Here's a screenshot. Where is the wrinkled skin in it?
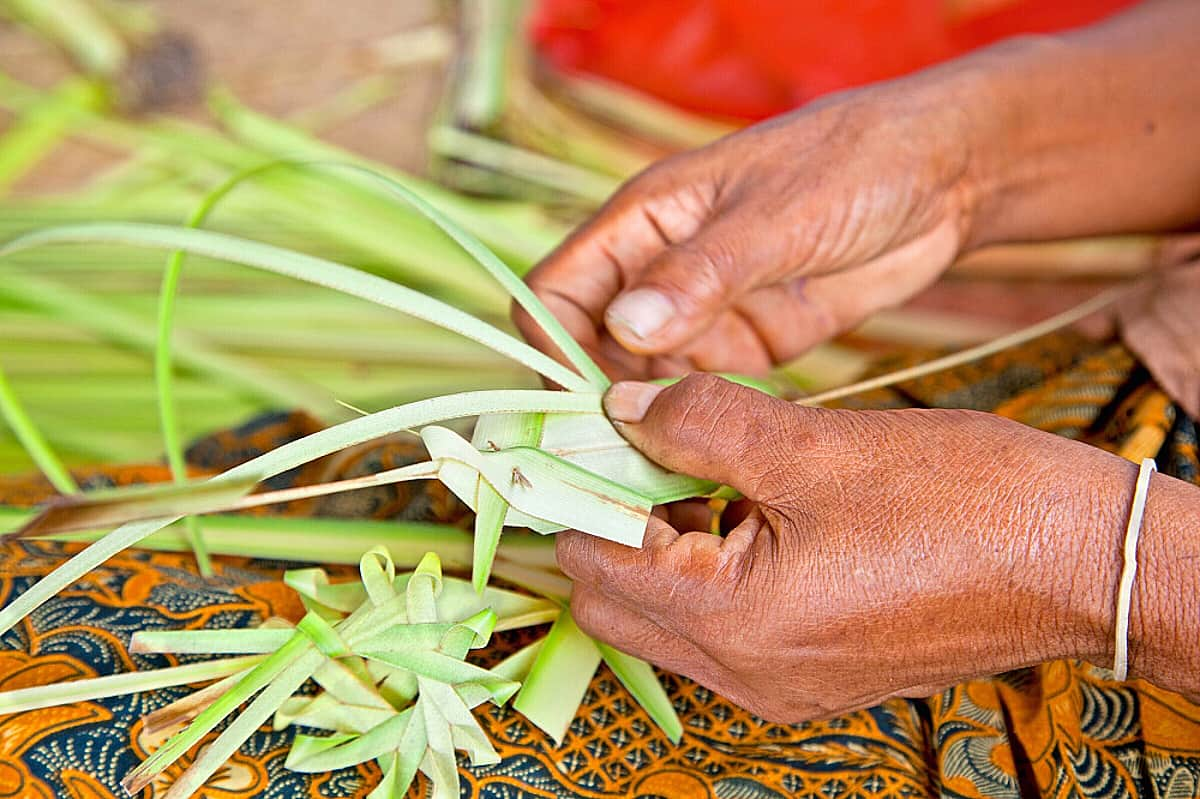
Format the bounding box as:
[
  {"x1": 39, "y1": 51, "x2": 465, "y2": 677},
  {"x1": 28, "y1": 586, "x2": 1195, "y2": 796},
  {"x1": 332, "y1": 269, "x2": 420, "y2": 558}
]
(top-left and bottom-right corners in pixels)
[
  {"x1": 518, "y1": 0, "x2": 1200, "y2": 722},
  {"x1": 515, "y1": 87, "x2": 972, "y2": 381},
  {"x1": 556, "y1": 375, "x2": 1139, "y2": 722}
]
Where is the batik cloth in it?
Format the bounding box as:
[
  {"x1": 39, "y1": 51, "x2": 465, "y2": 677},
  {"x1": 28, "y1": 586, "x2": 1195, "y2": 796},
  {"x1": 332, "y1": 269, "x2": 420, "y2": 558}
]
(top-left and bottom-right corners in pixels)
[{"x1": 1, "y1": 331, "x2": 1197, "y2": 799}]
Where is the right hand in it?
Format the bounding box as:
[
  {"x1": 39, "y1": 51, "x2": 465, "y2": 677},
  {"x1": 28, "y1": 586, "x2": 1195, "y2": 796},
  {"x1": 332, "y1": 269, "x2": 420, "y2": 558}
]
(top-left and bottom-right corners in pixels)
[{"x1": 515, "y1": 79, "x2": 984, "y2": 381}]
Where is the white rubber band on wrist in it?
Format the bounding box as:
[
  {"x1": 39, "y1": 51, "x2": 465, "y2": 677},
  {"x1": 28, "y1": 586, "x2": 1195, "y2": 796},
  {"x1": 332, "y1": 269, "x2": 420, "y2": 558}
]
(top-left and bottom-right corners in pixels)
[{"x1": 1113, "y1": 457, "x2": 1157, "y2": 683}]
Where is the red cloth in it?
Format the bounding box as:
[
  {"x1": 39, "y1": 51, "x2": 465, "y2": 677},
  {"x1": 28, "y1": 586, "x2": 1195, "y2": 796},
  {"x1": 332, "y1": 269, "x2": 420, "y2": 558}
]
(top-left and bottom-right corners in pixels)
[{"x1": 530, "y1": 0, "x2": 1140, "y2": 120}]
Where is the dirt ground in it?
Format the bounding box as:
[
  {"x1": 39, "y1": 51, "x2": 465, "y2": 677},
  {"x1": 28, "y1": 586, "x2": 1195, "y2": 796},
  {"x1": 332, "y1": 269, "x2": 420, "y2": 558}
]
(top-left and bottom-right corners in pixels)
[{"x1": 0, "y1": 0, "x2": 446, "y2": 192}]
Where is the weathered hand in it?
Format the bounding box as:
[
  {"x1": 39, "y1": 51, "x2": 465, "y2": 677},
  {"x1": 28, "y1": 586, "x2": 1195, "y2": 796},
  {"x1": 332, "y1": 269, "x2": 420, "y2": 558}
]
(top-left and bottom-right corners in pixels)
[
  {"x1": 556, "y1": 375, "x2": 1138, "y2": 722},
  {"x1": 515, "y1": 83, "x2": 978, "y2": 380}
]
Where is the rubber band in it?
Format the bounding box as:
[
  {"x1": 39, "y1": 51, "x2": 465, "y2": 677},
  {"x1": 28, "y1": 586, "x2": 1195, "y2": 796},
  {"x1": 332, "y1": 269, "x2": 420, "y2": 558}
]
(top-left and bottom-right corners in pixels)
[{"x1": 1113, "y1": 457, "x2": 1157, "y2": 682}]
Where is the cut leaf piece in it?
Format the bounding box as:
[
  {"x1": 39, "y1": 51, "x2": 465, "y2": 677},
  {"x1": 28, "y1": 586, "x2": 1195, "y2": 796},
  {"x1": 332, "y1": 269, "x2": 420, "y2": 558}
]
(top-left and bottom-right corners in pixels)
[
  {"x1": 598, "y1": 644, "x2": 683, "y2": 744},
  {"x1": 0, "y1": 655, "x2": 264, "y2": 716},
  {"x1": 472, "y1": 484, "x2": 510, "y2": 593},
  {"x1": 513, "y1": 608, "x2": 601, "y2": 743},
  {"x1": 13, "y1": 474, "x2": 261, "y2": 537},
  {"x1": 158, "y1": 649, "x2": 325, "y2": 799},
  {"x1": 422, "y1": 425, "x2": 653, "y2": 547},
  {"x1": 468, "y1": 411, "x2": 545, "y2": 592},
  {"x1": 122, "y1": 632, "x2": 318, "y2": 794}
]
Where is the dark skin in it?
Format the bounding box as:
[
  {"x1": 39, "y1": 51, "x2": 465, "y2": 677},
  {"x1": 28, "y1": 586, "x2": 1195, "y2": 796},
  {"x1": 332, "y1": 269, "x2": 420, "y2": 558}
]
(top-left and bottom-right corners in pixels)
[{"x1": 515, "y1": 0, "x2": 1200, "y2": 722}]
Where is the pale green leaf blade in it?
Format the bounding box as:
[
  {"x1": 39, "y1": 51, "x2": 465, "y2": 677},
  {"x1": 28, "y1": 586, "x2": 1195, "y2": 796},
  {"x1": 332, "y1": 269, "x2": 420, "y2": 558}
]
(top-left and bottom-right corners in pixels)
[
  {"x1": 350, "y1": 623, "x2": 455, "y2": 656},
  {"x1": 286, "y1": 731, "x2": 358, "y2": 767},
  {"x1": 0, "y1": 223, "x2": 592, "y2": 391},
  {"x1": 367, "y1": 753, "x2": 401, "y2": 799},
  {"x1": 395, "y1": 573, "x2": 559, "y2": 631},
  {"x1": 10, "y1": 511, "x2": 557, "y2": 573},
  {"x1": 491, "y1": 639, "x2": 544, "y2": 683},
  {"x1": 0, "y1": 363, "x2": 77, "y2": 495},
  {"x1": 438, "y1": 608, "x2": 497, "y2": 659},
  {"x1": 286, "y1": 711, "x2": 413, "y2": 772},
  {"x1": 359, "y1": 649, "x2": 513, "y2": 692},
  {"x1": 469, "y1": 411, "x2": 545, "y2": 592},
  {"x1": 405, "y1": 551, "x2": 443, "y2": 624},
  {"x1": 469, "y1": 411, "x2": 546, "y2": 451},
  {"x1": 275, "y1": 693, "x2": 394, "y2": 735},
  {"x1": 539, "y1": 411, "x2": 716, "y2": 503},
  {"x1": 419, "y1": 691, "x2": 461, "y2": 799},
  {"x1": 423, "y1": 680, "x2": 499, "y2": 765},
  {"x1": 122, "y1": 634, "x2": 315, "y2": 794},
  {"x1": 130, "y1": 628, "x2": 292, "y2": 655},
  {"x1": 0, "y1": 655, "x2": 264, "y2": 717},
  {"x1": 15, "y1": 474, "x2": 261, "y2": 538},
  {"x1": 144, "y1": 668, "x2": 256, "y2": 736},
  {"x1": 385, "y1": 717, "x2": 427, "y2": 799},
  {"x1": 311, "y1": 658, "x2": 394, "y2": 710},
  {"x1": 489, "y1": 560, "x2": 573, "y2": 602},
  {"x1": 512, "y1": 609, "x2": 601, "y2": 743},
  {"x1": 359, "y1": 545, "x2": 400, "y2": 607},
  {"x1": 158, "y1": 649, "x2": 325, "y2": 799},
  {"x1": 597, "y1": 644, "x2": 683, "y2": 743},
  {"x1": 471, "y1": 482, "x2": 507, "y2": 594},
  {"x1": 284, "y1": 567, "x2": 366, "y2": 613}
]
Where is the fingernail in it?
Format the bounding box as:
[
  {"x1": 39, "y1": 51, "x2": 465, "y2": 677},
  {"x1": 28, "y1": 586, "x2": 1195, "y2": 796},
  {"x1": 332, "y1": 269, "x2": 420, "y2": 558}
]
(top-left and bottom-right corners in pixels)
[
  {"x1": 606, "y1": 289, "x2": 675, "y2": 341},
  {"x1": 604, "y1": 381, "x2": 664, "y2": 423}
]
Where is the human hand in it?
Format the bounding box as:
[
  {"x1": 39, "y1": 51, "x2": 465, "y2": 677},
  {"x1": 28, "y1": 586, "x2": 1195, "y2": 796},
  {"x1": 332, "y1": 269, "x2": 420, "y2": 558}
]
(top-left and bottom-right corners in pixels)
[
  {"x1": 556, "y1": 374, "x2": 1134, "y2": 722},
  {"x1": 515, "y1": 83, "x2": 980, "y2": 381}
]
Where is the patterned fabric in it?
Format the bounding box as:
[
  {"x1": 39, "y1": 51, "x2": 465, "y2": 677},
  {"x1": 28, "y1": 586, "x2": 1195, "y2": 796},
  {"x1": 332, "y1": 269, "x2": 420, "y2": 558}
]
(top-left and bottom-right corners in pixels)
[{"x1": 1, "y1": 332, "x2": 1199, "y2": 799}]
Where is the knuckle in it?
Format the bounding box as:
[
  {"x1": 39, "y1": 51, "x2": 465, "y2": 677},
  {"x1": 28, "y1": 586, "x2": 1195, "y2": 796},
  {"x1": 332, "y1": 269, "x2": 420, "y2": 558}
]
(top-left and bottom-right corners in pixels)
[
  {"x1": 674, "y1": 382, "x2": 745, "y2": 448},
  {"x1": 629, "y1": 153, "x2": 685, "y2": 192},
  {"x1": 654, "y1": 374, "x2": 806, "y2": 475},
  {"x1": 646, "y1": 373, "x2": 718, "y2": 425},
  {"x1": 568, "y1": 590, "x2": 612, "y2": 642},
  {"x1": 745, "y1": 407, "x2": 845, "y2": 498},
  {"x1": 603, "y1": 158, "x2": 679, "y2": 218},
  {"x1": 670, "y1": 371, "x2": 731, "y2": 403},
  {"x1": 656, "y1": 240, "x2": 735, "y2": 311},
  {"x1": 554, "y1": 532, "x2": 595, "y2": 582}
]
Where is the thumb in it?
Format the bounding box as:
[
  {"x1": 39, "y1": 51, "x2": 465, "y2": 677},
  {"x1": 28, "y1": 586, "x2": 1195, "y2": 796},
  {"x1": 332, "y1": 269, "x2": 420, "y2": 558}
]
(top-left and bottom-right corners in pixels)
[
  {"x1": 603, "y1": 373, "x2": 819, "y2": 500},
  {"x1": 603, "y1": 220, "x2": 754, "y2": 355}
]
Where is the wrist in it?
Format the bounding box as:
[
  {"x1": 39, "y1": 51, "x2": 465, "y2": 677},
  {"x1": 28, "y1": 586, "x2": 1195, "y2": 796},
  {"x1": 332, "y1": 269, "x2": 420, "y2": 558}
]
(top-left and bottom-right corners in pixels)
[
  {"x1": 1008, "y1": 437, "x2": 1137, "y2": 667},
  {"x1": 855, "y1": 36, "x2": 1067, "y2": 256},
  {"x1": 1042, "y1": 448, "x2": 1200, "y2": 696},
  {"x1": 930, "y1": 34, "x2": 1083, "y2": 250},
  {"x1": 1126, "y1": 473, "x2": 1200, "y2": 694},
  {"x1": 927, "y1": 1, "x2": 1200, "y2": 248}
]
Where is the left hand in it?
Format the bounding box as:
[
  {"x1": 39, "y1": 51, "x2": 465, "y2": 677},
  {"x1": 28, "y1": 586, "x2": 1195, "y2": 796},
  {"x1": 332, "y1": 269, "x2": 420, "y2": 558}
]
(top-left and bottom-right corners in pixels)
[{"x1": 556, "y1": 374, "x2": 1133, "y2": 722}]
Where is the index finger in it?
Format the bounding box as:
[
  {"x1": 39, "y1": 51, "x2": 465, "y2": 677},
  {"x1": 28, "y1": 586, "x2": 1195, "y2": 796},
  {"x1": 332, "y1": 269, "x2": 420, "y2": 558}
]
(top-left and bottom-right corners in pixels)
[
  {"x1": 556, "y1": 509, "x2": 750, "y2": 615},
  {"x1": 514, "y1": 166, "x2": 706, "y2": 364},
  {"x1": 555, "y1": 515, "x2": 680, "y2": 599}
]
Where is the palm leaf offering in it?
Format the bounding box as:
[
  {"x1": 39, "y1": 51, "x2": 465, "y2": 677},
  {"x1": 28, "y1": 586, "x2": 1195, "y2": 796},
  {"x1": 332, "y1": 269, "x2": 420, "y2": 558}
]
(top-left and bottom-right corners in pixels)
[
  {"x1": 0, "y1": 94, "x2": 705, "y2": 788},
  {"x1": 0, "y1": 548, "x2": 554, "y2": 799}
]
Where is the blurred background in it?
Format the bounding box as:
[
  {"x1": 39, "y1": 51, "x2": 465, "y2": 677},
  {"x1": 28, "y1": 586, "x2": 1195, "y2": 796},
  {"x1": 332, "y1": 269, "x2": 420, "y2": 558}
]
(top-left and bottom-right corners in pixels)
[{"x1": 0, "y1": 0, "x2": 1161, "y2": 475}]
